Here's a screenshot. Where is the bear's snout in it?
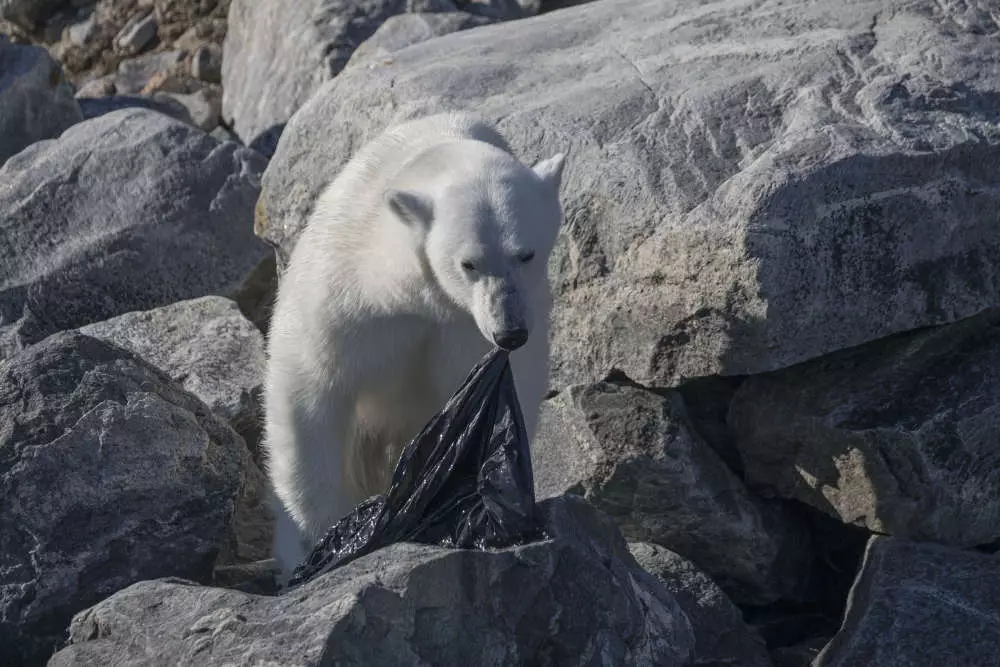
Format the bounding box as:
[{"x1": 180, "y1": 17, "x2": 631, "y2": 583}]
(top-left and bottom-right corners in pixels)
[{"x1": 493, "y1": 328, "x2": 528, "y2": 351}]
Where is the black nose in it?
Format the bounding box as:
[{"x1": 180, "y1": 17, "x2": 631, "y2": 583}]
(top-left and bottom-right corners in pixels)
[{"x1": 493, "y1": 328, "x2": 528, "y2": 351}]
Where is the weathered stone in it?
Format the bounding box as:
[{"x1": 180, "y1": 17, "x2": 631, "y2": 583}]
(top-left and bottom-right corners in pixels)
[
  {"x1": 113, "y1": 10, "x2": 157, "y2": 55},
  {"x1": 49, "y1": 496, "x2": 698, "y2": 667},
  {"x1": 729, "y1": 308, "x2": 1000, "y2": 547},
  {"x1": 532, "y1": 379, "x2": 809, "y2": 604},
  {"x1": 629, "y1": 542, "x2": 773, "y2": 667},
  {"x1": 0, "y1": 35, "x2": 82, "y2": 166},
  {"x1": 346, "y1": 11, "x2": 496, "y2": 68},
  {"x1": 156, "y1": 86, "x2": 220, "y2": 130},
  {"x1": 259, "y1": 0, "x2": 1000, "y2": 389},
  {"x1": 0, "y1": 0, "x2": 68, "y2": 31},
  {"x1": 79, "y1": 296, "x2": 267, "y2": 462},
  {"x1": 113, "y1": 48, "x2": 184, "y2": 93},
  {"x1": 221, "y1": 0, "x2": 459, "y2": 146},
  {"x1": 190, "y1": 41, "x2": 220, "y2": 82},
  {"x1": 0, "y1": 108, "x2": 270, "y2": 360},
  {"x1": 457, "y1": 0, "x2": 537, "y2": 19},
  {"x1": 76, "y1": 91, "x2": 195, "y2": 125},
  {"x1": 0, "y1": 332, "x2": 254, "y2": 667},
  {"x1": 815, "y1": 536, "x2": 1000, "y2": 667}
]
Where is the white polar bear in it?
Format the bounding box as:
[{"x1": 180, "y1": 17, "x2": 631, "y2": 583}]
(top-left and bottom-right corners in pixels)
[{"x1": 262, "y1": 112, "x2": 567, "y2": 579}]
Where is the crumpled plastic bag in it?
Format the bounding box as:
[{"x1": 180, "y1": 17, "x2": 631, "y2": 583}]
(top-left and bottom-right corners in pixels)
[{"x1": 288, "y1": 347, "x2": 545, "y2": 588}]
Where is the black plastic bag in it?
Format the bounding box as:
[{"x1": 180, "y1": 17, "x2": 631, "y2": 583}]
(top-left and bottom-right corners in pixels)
[{"x1": 287, "y1": 347, "x2": 545, "y2": 588}]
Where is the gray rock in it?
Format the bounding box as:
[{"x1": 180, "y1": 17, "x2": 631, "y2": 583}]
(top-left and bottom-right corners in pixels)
[
  {"x1": 221, "y1": 0, "x2": 459, "y2": 146},
  {"x1": 815, "y1": 536, "x2": 1000, "y2": 667},
  {"x1": 78, "y1": 296, "x2": 267, "y2": 463},
  {"x1": 0, "y1": 331, "x2": 255, "y2": 667},
  {"x1": 346, "y1": 11, "x2": 497, "y2": 68},
  {"x1": 532, "y1": 380, "x2": 809, "y2": 605},
  {"x1": 65, "y1": 11, "x2": 93, "y2": 46},
  {"x1": 190, "y1": 42, "x2": 221, "y2": 83},
  {"x1": 114, "y1": 49, "x2": 184, "y2": 94},
  {"x1": 49, "y1": 495, "x2": 697, "y2": 667},
  {"x1": 0, "y1": 108, "x2": 270, "y2": 360},
  {"x1": 629, "y1": 542, "x2": 773, "y2": 667},
  {"x1": 457, "y1": 0, "x2": 537, "y2": 19},
  {"x1": 73, "y1": 75, "x2": 115, "y2": 98},
  {"x1": 114, "y1": 11, "x2": 157, "y2": 55},
  {"x1": 0, "y1": 36, "x2": 82, "y2": 166},
  {"x1": 259, "y1": 0, "x2": 1000, "y2": 389},
  {"x1": 155, "y1": 87, "x2": 220, "y2": 131},
  {"x1": 728, "y1": 308, "x2": 1000, "y2": 547},
  {"x1": 0, "y1": 0, "x2": 67, "y2": 30},
  {"x1": 76, "y1": 92, "x2": 195, "y2": 125}
]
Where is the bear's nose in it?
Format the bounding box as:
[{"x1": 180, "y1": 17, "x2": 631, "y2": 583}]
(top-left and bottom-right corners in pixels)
[{"x1": 494, "y1": 328, "x2": 528, "y2": 351}]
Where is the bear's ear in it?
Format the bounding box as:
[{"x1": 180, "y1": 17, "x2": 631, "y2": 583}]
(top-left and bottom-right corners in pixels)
[
  {"x1": 385, "y1": 189, "x2": 434, "y2": 228},
  {"x1": 532, "y1": 152, "x2": 567, "y2": 192}
]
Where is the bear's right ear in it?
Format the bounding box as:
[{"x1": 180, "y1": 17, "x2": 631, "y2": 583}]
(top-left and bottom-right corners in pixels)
[{"x1": 385, "y1": 189, "x2": 434, "y2": 228}]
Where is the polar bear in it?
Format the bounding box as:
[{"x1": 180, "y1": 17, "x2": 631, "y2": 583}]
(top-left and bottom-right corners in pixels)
[{"x1": 262, "y1": 112, "x2": 566, "y2": 579}]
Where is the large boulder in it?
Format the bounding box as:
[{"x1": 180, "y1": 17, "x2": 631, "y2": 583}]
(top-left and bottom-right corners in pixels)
[
  {"x1": 79, "y1": 296, "x2": 268, "y2": 462},
  {"x1": 258, "y1": 0, "x2": 1000, "y2": 388},
  {"x1": 728, "y1": 308, "x2": 1000, "y2": 547},
  {"x1": 815, "y1": 536, "x2": 1000, "y2": 667},
  {"x1": 0, "y1": 108, "x2": 269, "y2": 360},
  {"x1": 0, "y1": 36, "x2": 82, "y2": 166},
  {"x1": 221, "y1": 0, "x2": 459, "y2": 147},
  {"x1": 49, "y1": 496, "x2": 698, "y2": 667},
  {"x1": 0, "y1": 332, "x2": 257, "y2": 667},
  {"x1": 532, "y1": 379, "x2": 809, "y2": 605},
  {"x1": 629, "y1": 542, "x2": 773, "y2": 667},
  {"x1": 345, "y1": 11, "x2": 497, "y2": 68}
]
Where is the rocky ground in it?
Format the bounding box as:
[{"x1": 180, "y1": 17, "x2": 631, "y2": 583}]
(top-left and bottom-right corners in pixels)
[{"x1": 2, "y1": 0, "x2": 1000, "y2": 665}]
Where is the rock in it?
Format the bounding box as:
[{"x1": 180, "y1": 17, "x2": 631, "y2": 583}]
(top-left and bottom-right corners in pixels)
[
  {"x1": 458, "y1": 0, "x2": 537, "y2": 20},
  {"x1": 771, "y1": 637, "x2": 829, "y2": 667},
  {"x1": 190, "y1": 41, "x2": 220, "y2": 82},
  {"x1": 221, "y1": 0, "x2": 459, "y2": 145},
  {"x1": 0, "y1": 0, "x2": 67, "y2": 31},
  {"x1": 0, "y1": 108, "x2": 270, "y2": 360},
  {"x1": 0, "y1": 36, "x2": 82, "y2": 166},
  {"x1": 259, "y1": 0, "x2": 1000, "y2": 389},
  {"x1": 73, "y1": 74, "x2": 114, "y2": 97},
  {"x1": 113, "y1": 10, "x2": 157, "y2": 55},
  {"x1": 728, "y1": 308, "x2": 1000, "y2": 547},
  {"x1": 0, "y1": 331, "x2": 256, "y2": 667},
  {"x1": 814, "y1": 536, "x2": 1000, "y2": 667},
  {"x1": 231, "y1": 253, "x2": 277, "y2": 335},
  {"x1": 114, "y1": 48, "x2": 184, "y2": 93},
  {"x1": 156, "y1": 87, "x2": 220, "y2": 130},
  {"x1": 49, "y1": 495, "x2": 698, "y2": 667},
  {"x1": 78, "y1": 296, "x2": 267, "y2": 463},
  {"x1": 532, "y1": 379, "x2": 809, "y2": 605},
  {"x1": 76, "y1": 92, "x2": 194, "y2": 125},
  {"x1": 629, "y1": 542, "x2": 773, "y2": 667},
  {"x1": 65, "y1": 11, "x2": 93, "y2": 46},
  {"x1": 346, "y1": 11, "x2": 497, "y2": 69}
]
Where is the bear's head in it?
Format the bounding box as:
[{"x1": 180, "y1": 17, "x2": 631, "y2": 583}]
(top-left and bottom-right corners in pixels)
[{"x1": 384, "y1": 141, "x2": 566, "y2": 351}]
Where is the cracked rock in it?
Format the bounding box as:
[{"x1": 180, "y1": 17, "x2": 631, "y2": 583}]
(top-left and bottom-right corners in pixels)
[
  {"x1": 49, "y1": 496, "x2": 698, "y2": 667},
  {"x1": 0, "y1": 35, "x2": 82, "y2": 166},
  {"x1": 0, "y1": 331, "x2": 257, "y2": 667},
  {"x1": 0, "y1": 108, "x2": 270, "y2": 361},
  {"x1": 259, "y1": 0, "x2": 1000, "y2": 388},
  {"x1": 729, "y1": 308, "x2": 1000, "y2": 547},
  {"x1": 532, "y1": 379, "x2": 810, "y2": 605}
]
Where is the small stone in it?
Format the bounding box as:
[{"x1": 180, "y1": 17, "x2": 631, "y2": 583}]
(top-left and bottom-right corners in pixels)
[
  {"x1": 65, "y1": 13, "x2": 94, "y2": 46},
  {"x1": 191, "y1": 42, "x2": 222, "y2": 83},
  {"x1": 114, "y1": 11, "x2": 157, "y2": 55}
]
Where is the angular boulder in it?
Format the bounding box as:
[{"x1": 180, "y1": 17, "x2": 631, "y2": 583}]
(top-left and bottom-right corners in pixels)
[
  {"x1": 221, "y1": 0, "x2": 459, "y2": 146},
  {"x1": 629, "y1": 542, "x2": 773, "y2": 667},
  {"x1": 49, "y1": 496, "x2": 698, "y2": 667},
  {"x1": 0, "y1": 108, "x2": 270, "y2": 360},
  {"x1": 79, "y1": 296, "x2": 267, "y2": 462},
  {"x1": 0, "y1": 332, "x2": 256, "y2": 667},
  {"x1": 815, "y1": 536, "x2": 1000, "y2": 667},
  {"x1": 729, "y1": 309, "x2": 1000, "y2": 546},
  {"x1": 532, "y1": 379, "x2": 809, "y2": 604},
  {"x1": 0, "y1": 36, "x2": 82, "y2": 166},
  {"x1": 259, "y1": 0, "x2": 1000, "y2": 388}
]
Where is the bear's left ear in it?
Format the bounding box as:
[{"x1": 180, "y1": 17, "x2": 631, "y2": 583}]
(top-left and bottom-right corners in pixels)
[
  {"x1": 385, "y1": 189, "x2": 434, "y2": 228},
  {"x1": 532, "y1": 152, "x2": 567, "y2": 192}
]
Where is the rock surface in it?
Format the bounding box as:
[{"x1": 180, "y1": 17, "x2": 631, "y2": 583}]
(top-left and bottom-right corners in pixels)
[
  {"x1": 0, "y1": 332, "x2": 254, "y2": 667},
  {"x1": 629, "y1": 541, "x2": 773, "y2": 667},
  {"x1": 221, "y1": 0, "x2": 459, "y2": 146},
  {"x1": 531, "y1": 379, "x2": 809, "y2": 604},
  {"x1": 79, "y1": 295, "x2": 267, "y2": 462},
  {"x1": 815, "y1": 536, "x2": 1000, "y2": 667},
  {"x1": 346, "y1": 11, "x2": 496, "y2": 68},
  {"x1": 49, "y1": 496, "x2": 698, "y2": 667},
  {"x1": 0, "y1": 0, "x2": 66, "y2": 31},
  {"x1": 729, "y1": 308, "x2": 1000, "y2": 547},
  {"x1": 0, "y1": 36, "x2": 82, "y2": 165},
  {"x1": 259, "y1": 0, "x2": 1000, "y2": 388},
  {"x1": 0, "y1": 108, "x2": 269, "y2": 359}
]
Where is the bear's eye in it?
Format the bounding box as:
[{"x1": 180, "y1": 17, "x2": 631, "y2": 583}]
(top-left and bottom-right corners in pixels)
[
  {"x1": 461, "y1": 260, "x2": 477, "y2": 272},
  {"x1": 518, "y1": 251, "x2": 535, "y2": 263}
]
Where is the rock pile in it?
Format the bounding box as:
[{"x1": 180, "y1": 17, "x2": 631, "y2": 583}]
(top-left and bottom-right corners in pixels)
[{"x1": 2, "y1": 0, "x2": 999, "y2": 665}]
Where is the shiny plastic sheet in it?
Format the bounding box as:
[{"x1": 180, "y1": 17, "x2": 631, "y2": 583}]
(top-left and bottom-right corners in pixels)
[{"x1": 288, "y1": 347, "x2": 544, "y2": 587}]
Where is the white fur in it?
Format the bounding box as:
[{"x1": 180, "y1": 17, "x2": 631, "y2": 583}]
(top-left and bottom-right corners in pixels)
[{"x1": 262, "y1": 113, "x2": 566, "y2": 581}]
